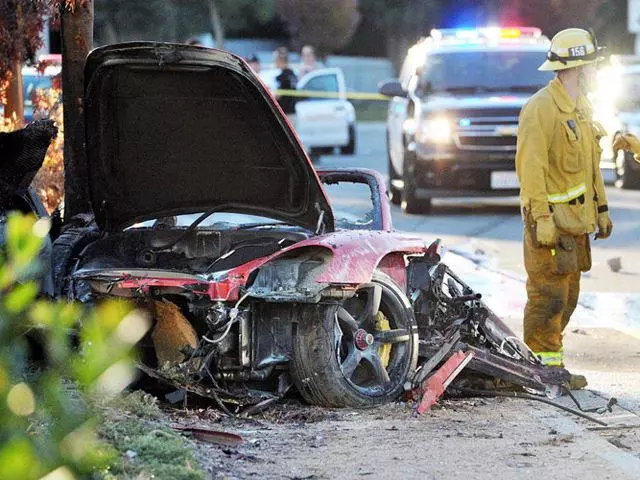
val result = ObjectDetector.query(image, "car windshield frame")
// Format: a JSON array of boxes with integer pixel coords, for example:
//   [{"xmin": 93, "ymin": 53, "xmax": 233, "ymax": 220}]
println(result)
[
  {"xmin": 419, "ymin": 50, "xmax": 554, "ymax": 94},
  {"xmin": 126, "ymin": 211, "xmax": 288, "ymax": 231}
]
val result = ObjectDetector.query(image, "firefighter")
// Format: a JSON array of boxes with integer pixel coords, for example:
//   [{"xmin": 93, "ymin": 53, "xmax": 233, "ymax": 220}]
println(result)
[
  {"xmin": 613, "ymin": 131, "xmax": 640, "ymax": 160},
  {"xmin": 515, "ymin": 28, "xmax": 613, "ymax": 389}
]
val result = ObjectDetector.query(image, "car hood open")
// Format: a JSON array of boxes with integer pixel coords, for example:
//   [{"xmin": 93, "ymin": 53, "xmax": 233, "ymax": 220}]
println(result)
[{"xmin": 84, "ymin": 42, "xmax": 333, "ymax": 232}]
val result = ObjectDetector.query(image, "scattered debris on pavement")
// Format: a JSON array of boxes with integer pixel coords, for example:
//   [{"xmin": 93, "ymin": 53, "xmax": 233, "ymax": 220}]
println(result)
[
  {"xmin": 171, "ymin": 425, "xmax": 244, "ymax": 447},
  {"xmin": 608, "ymin": 256, "xmax": 622, "ymax": 272}
]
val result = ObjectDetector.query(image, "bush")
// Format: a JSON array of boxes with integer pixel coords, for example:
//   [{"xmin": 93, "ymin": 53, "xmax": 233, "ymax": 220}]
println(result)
[
  {"xmin": 30, "ymin": 83, "xmax": 65, "ymax": 214},
  {"xmin": 0, "ymin": 212, "xmax": 150, "ymax": 480}
]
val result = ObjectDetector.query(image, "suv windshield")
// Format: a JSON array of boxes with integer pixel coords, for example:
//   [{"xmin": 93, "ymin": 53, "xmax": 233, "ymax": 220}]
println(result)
[{"xmin": 420, "ymin": 51, "xmax": 554, "ymax": 94}]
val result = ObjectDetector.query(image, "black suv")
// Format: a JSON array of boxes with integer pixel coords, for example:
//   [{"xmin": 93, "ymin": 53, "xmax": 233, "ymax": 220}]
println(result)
[{"xmin": 379, "ymin": 28, "xmax": 554, "ymax": 213}]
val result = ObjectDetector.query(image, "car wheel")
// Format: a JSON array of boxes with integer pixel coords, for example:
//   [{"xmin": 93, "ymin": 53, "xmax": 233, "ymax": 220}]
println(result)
[
  {"xmin": 51, "ymin": 227, "xmax": 99, "ymax": 298},
  {"xmin": 615, "ymin": 151, "xmax": 640, "ymax": 189},
  {"xmin": 340, "ymin": 124, "xmax": 356, "ymax": 155},
  {"xmin": 291, "ymin": 271, "xmax": 418, "ymax": 408},
  {"xmin": 401, "ymin": 152, "xmax": 432, "ymax": 214}
]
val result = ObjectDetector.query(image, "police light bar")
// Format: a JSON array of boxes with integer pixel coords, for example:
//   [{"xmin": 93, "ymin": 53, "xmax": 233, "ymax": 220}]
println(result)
[{"xmin": 430, "ymin": 27, "xmax": 543, "ymax": 43}]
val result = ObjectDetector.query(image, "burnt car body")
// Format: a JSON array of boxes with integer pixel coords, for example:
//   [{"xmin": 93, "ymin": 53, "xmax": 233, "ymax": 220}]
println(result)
[
  {"xmin": 0, "ymin": 120, "xmax": 57, "ymax": 296},
  {"xmin": 53, "ymin": 43, "xmax": 569, "ymax": 409}
]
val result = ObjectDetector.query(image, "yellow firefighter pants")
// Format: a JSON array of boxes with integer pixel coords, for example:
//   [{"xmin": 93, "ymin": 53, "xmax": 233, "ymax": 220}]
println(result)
[{"xmin": 523, "ymin": 227, "xmax": 590, "ymax": 358}]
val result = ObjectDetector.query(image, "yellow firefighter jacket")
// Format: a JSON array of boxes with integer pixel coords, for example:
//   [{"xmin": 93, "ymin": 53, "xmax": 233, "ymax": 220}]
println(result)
[{"xmin": 516, "ymin": 77, "xmax": 608, "ymax": 235}]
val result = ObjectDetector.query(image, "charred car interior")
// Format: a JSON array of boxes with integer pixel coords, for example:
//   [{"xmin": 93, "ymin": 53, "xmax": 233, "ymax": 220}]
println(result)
[{"xmin": 2, "ymin": 43, "xmax": 583, "ymax": 415}]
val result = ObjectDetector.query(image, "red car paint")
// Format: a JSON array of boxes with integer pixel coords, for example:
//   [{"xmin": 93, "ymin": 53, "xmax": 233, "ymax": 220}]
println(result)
[{"xmin": 105, "ymin": 169, "xmax": 427, "ymax": 302}]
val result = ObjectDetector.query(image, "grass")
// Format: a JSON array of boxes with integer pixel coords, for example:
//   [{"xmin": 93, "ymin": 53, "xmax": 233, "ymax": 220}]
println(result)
[
  {"xmin": 109, "ymin": 390, "xmax": 162, "ymax": 419},
  {"xmin": 354, "ymin": 100, "xmax": 388, "ymax": 122},
  {"xmin": 97, "ymin": 391, "xmax": 205, "ymax": 480}
]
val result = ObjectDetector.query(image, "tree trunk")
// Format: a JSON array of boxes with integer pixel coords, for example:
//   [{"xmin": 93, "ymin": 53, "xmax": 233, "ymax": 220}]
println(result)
[
  {"xmin": 60, "ymin": 0, "xmax": 94, "ymax": 220},
  {"xmin": 207, "ymin": 0, "xmax": 224, "ymax": 49},
  {"xmin": 5, "ymin": 62, "xmax": 24, "ymax": 127}
]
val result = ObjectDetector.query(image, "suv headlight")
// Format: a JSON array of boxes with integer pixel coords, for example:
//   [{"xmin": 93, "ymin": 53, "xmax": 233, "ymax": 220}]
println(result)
[{"xmin": 417, "ymin": 117, "xmax": 453, "ymax": 144}]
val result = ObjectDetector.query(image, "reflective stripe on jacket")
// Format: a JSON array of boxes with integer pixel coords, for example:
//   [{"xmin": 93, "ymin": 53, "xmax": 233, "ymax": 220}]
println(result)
[
  {"xmin": 536, "ymin": 350, "xmax": 564, "ymax": 367},
  {"xmin": 516, "ymin": 77, "xmax": 608, "ymax": 235}
]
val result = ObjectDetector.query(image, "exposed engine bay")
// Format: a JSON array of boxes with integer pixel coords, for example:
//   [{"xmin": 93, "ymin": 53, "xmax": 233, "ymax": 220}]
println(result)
[
  {"xmin": 56, "ymin": 219, "xmax": 332, "ymax": 408},
  {"xmin": 74, "ymin": 225, "xmax": 312, "ymax": 276}
]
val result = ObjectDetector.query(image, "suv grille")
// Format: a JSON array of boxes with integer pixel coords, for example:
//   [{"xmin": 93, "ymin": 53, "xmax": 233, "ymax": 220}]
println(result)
[
  {"xmin": 456, "ymin": 135, "xmax": 517, "ymax": 149},
  {"xmin": 451, "ymin": 108, "xmax": 522, "ymax": 119},
  {"xmin": 448, "ymin": 107, "xmax": 521, "ymax": 151}
]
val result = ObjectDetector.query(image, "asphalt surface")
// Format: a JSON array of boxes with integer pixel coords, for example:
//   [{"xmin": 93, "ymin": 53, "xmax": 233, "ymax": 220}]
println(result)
[{"xmin": 319, "ymin": 122, "xmax": 640, "ymax": 325}]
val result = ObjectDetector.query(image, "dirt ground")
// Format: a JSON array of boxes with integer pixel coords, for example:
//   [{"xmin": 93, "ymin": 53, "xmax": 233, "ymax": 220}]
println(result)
[{"xmin": 159, "ymin": 390, "xmax": 640, "ymax": 480}]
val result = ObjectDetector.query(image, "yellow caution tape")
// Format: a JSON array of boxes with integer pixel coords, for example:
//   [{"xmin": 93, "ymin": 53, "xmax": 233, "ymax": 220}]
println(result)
[{"xmin": 273, "ymin": 89, "xmax": 389, "ymax": 101}]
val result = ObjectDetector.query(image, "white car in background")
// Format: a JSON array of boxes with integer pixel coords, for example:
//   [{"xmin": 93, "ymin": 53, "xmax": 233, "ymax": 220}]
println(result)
[
  {"xmin": 593, "ymin": 58, "xmax": 640, "ymax": 188},
  {"xmin": 260, "ymin": 67, "xmax": 356, "ymax": 160}
]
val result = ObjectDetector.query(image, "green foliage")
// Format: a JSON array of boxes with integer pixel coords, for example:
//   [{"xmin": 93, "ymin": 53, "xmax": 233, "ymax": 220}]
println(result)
[
  {"xmin": 0, "ymin": 0, "xmax": 51, "ymax": 99},
  {"xmin": 94, "ymin": 0, "xmax": 277, "ymax": 45},
  {"xmin": 98, "ymin": 391, "xmax": 204, "ymax": 479},
  {"xmin": 214, "ymin": 0, "xmax": 276, "ymax": 34},
  {"xmin": 95, "ymin": 0, "xmax": 179, "ymax": 43},
  {"xmin": 276, "ymin": 0, "xmax": 361, "ymax": 53},
  {"xmin": 0, "ymin": 212, "xmax": 150, "ymax": 480},
  {"xmin": 100, "ymin": 415, "xmax": 204, "ymax": 480},
  {"xmin": 353, "ymin": 100, "xmax": 387, "ymax": 122},
  {"xmin": 107, "ymin": 390, "xmax": 162, "ymax": 420}
]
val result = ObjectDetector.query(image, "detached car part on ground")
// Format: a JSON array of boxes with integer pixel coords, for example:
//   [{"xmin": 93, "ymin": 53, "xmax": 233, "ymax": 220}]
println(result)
[{"xmin": 46, "ymin": 43, "xmax": 572, "ymax": 411}]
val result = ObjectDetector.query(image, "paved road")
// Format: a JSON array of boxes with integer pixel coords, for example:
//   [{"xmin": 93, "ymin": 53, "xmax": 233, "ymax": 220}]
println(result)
[{"xmin": 319, "ymin": 122, "xmax": 640, "ymax": 298}]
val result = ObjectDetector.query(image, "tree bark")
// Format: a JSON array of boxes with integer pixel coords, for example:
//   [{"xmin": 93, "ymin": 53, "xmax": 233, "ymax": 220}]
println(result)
[
  {"xmin": 207, "ymin": 0, "xmax": 224, "ymax": 49},
  {"xmin": 60, "ymin": 0, "xmax": 94, "ymax": 220},
  {"xmin": 5, "ymin": 61, "xmax": 24, "ymax": 127}
]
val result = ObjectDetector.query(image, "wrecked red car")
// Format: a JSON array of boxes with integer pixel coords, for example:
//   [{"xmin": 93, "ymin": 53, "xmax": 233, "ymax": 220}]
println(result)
[{"xmin": 52, "ymin": 43, "xmax": 570, "ymax": 411}]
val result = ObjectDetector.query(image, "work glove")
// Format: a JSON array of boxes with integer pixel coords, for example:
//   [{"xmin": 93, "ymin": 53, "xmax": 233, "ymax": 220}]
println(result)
[
  {"xmin": 613, "ymin": 132, "xmax": 640, "ymax": 161},
  {"xmin": 535, "ymin": 215, "xmax": 556, "ymax": 247},
  {"xmin": 597, "ymin": 212, "xmax": 613, "ymax": 239}
]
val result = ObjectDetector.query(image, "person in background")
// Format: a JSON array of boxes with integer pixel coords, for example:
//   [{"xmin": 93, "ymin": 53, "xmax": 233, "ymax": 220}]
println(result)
[
  {"xmin": 300, "ymin": 45, "xmax": 318, "ymax": 77},
  {"xmin": 246, "ymin": 54, "xmax": 261, "ymax": 74},
  {"xmin": 274, "ymin": 47, "xmax": 298, "ymax": 125}
]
